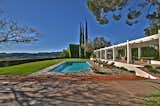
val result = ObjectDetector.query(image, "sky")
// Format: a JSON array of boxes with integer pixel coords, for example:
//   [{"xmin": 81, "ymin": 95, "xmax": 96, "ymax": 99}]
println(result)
[{"xmin": 0, "ymin": 0, "xmax": 150, "ymax": 53}]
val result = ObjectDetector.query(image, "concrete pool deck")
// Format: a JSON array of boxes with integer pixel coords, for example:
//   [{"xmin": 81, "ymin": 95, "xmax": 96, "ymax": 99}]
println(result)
[
  {"xmin": 30, "ymin": 60, "xmax": 143, "ymax": 78},
  {"xmin": 0, "ymin": 79, "xmax": 159, "ymax": 106}
]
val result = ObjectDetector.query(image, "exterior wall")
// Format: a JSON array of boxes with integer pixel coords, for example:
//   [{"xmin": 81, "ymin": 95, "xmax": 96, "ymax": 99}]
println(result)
[
  {"xmin": 94, "ymin": 33, "xmax": 160, "ymax": 64},
  {"xmin": 151, "ymin": 60, "xmax": 160, "ymax": 65},
  {"xmin": 93, "ymin": 33, "xmax": 160, "ymax": 79}
]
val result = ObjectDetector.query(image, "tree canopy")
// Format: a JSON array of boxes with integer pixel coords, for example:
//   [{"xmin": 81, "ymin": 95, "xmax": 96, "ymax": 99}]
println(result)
[
  {"xmin": 144, "ymin": 23, "xmax": 160, "ymax": 36},
  {"xmin": 92, "ymin": 37, "xmax": 111, "ymax": 49},
  {"xmin": 0, "ymin": 2, "xmax": 40, "ymax": 44},
  {"xmin": 87, "ymin": 0, "xmax": 160, "ymax": 26},
  {"xmin": 0, "ymin": 19, "xmax": 39, "ymax": 43},
  {"xmin": 60, "ymin": 49, "xmax": 69, "ymax": 58}
]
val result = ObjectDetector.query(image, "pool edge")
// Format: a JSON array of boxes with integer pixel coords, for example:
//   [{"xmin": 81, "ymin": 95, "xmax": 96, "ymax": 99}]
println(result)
[{"xmin": 29, "ymin": 61, "xmax": 93, "ymax": 76}]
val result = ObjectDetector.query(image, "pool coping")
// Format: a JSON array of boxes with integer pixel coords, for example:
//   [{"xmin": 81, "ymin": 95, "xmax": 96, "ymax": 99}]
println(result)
[{"xmin": 29, "ymin": 61, "xmax": 94, "ymax": 76}]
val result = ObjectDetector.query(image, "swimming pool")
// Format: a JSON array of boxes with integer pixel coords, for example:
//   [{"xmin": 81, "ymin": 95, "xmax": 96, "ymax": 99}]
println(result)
[{"xmin": 51, "ymin": 61, "xmax": 91, "ymax": 73}]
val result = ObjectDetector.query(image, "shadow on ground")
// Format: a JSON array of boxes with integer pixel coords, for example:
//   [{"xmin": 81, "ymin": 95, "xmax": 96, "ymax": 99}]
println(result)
[{"xmin": 0, "ymin": 80, "xmax": 159, "ymax": 106}]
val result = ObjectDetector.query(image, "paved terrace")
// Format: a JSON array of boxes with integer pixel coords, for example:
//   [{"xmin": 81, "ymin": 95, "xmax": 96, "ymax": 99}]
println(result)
[{"xmin": 0, "ymin": 76, "xmax": 159, "ymax": 106}]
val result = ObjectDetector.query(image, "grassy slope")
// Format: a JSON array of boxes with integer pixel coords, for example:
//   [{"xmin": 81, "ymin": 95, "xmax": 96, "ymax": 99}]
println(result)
[
  {"xmin": 0, "ymin": 58, "xmax": 87, "ymax": 76},
  {"xmin": 144, "ymin": 93, "xmax": 160, "ymax": 106}
]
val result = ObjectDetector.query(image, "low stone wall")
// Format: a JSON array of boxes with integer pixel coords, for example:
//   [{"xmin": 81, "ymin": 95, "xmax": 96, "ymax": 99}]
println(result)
[
  {"xmin": 99, "ymin": 59, "xmax": 157, "ymax": 79},
  {"xmin": 113, "ymin": 61, "xmax": 157, "ymax": 79},
  {"xmin": 151, "ymin": 60, "xmax": 160, "ymax": 65}
]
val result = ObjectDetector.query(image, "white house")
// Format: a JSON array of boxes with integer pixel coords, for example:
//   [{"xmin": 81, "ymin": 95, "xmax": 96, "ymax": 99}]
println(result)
[{"xmin": 94, "ymin": 31, "xmax": 160, "ymax": 64}]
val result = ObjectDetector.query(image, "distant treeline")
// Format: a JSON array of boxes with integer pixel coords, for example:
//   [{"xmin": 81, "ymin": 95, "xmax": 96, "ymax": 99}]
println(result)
[
  {"xmin": 0, "ymin": 52, "xmax": 61, "ymax": 67},
  {"xmin": 0, "ymin": 52, "xmax": 61, "ymax": 61},
  {"xmin": 0, "ymin": 57, "xmax": 62, "ymax": 67}
]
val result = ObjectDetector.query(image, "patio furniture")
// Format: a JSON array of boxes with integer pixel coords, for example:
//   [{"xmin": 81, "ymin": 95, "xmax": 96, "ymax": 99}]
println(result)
[
  {"xmin": 102, "ymin": 61, "xmax": 108, "ymax": 67},
  {"xmin": 103, "ymin": 62, "xmax": 115, "ymax": 68},
  {"xmin": 98, "ymin": 60, "xmax": 103, "ymax": 66}
]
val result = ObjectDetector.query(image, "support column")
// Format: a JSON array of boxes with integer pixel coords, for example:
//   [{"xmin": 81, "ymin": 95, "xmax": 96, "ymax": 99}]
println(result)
[
  {"xmin": 96, "ymin": 51, "xmax": 98, "ymax": 59},
  {"xmin": 105, "ymin": 49, "xmax": 107, "ymax": 60},
  {"xmin": 124, "ymin": 48, "xmax": 127, "ymax": 57},
  {"xmin": 159, "ymin": 37, "xmax": 160, "ymax": 58},
  {"xmin": 102, "ymin": 50, "xmax": 105, "ymax": 59},
  {"xmin": 113, "ymin": 47, "xmax": 116, "ymax": 61},
  {"xmin": 127, "ymin": 40, "xmax": 132, "ymax": 63},
  {"xmin": 100, "ymin": 50, "xmax": 102, "ymax": 59},
  {"xmin": 138, "ymin": 47, "xmax": 141, "ymax": 60},
  {"xmin": 98, "ymin": 51, "xmax": 100, "ymax": 59}
]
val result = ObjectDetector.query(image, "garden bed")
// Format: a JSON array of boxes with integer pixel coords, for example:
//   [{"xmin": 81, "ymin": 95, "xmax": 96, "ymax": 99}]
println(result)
[{"xmin": 140, "ymin": 65, "xmax": 160, "ymax": 78}]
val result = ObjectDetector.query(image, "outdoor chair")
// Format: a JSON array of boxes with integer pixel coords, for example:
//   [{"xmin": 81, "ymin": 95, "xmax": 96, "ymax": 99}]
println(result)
[
  {"xmin": 94, "ymin": 59, "xmax": 99, "ymax": 65},
  {"xmin": 103, "ymin": 62, "xmax": 115, "ymax": 68},
  {"xmin": 91, "ymin": 66, "xmax": 98, "ymax": 73},
  {"xmin": 102, "ymin": 61, "xmax": 108, "ymax": 67},
  {"xmin": 93, "ymin": 60, "xmax": 96, "ymax": 64},
  {"xmin": 98, "ymin": 60, "xmax": 104, "ymax": 67}
]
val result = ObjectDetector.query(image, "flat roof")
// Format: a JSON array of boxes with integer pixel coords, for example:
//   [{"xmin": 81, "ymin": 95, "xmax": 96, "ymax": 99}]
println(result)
[{"xmin": 95, "ymin": 33, "xmax": 160, "ymax": 52}]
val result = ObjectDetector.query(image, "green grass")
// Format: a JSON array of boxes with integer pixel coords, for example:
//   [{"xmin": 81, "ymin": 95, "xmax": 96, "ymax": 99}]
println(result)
[
  {"xmin": 144, "ymin": 65, "xmax": 153, "ymax": 69},
  {"xmin": 144, "ymin": 93, "xmax": 160, "ymax": 106},
  {"xmin": 0, "ymin": 58, "xmax": 87, "ymax": 76},
  {"xmin": 144, "ymin": 65, "xmax": 160, "ymax": 73}
]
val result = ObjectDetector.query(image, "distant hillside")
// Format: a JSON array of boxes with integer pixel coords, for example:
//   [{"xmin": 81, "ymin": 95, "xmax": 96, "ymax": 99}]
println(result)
[{"xmin": 0, "ymin": 52, "xmax": 61, "ymax": 61}]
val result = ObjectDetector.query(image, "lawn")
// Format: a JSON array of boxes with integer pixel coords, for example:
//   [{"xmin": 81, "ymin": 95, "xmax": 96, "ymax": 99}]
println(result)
[
  {"xmin": 0, "ymin": 58, "xmax": 87, "ymax": 76},
  {"xmin": 144, "ymin": 93, "xmax": 160, "ymax": 106}
]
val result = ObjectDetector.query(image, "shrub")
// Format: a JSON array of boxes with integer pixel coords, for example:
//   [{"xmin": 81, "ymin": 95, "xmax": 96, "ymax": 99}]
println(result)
[
  {"xmin": 128, "ymin": 70, "xmax": 135, "ymax": 73},
  {"xmin": 144, "ymin": 92, "xmax": 160, "ymax": 106},
  {"xmin": 145, "ymin": 65, "xmax": 159, "ymax": 73},
  {"xmin": 60, "ymin": 49, "xmax": 69, "ymax": 58},
  {"xmin": 119, "ymin": 67, "xmax": 128, "ymax": 71},
  {"xmin": 144, "ymin": 65, "xmax": 153, "ymax": 69},
  {"xmin": 150, "ymin": 68, "xmax": 157, "ymax": 73},
  {"xmin": 90, "ymin": 53, "xmax": 96, "ymax": 59},
  {"xmin": 141, "ymin": 47, "xmax": 159, "ymax": 59},
  {"xmin": 156, "ymin": 66, "xmax": 160, "ymax": 69},
  {"xmin": 69, "ymin": 44, "xmax": 80, "ymax": 58}
]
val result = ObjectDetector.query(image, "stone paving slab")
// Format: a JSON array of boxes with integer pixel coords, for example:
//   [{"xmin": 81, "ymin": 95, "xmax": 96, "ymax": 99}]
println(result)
[{"xmin": 0, "ymin": 80, "xmax": 159, "ymax": 106}]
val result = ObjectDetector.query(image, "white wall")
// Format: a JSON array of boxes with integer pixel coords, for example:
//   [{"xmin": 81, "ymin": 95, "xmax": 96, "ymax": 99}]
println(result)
[{"xmin": 151, "ymin": 60, "xmax": 160, "ymax": 65}]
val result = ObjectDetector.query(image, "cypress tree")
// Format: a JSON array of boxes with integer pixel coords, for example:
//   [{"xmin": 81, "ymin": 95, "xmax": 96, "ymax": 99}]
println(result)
[
  {"xmin": 79, "ymin": 23, "xmax": 82, "ymax": 58},
  {"xmin": 81, "ymin": 24, "xmax": 85, "ymax": 58},
  {"xmin": 82, "ymin": 25, "xmax": 85, "ymax": 46},
  {"xmin": 85, "ymin": 20, "xmax": 88, "ymax": 44},
  {"xmin": 79, "ymin": 21, "xmax": 88, "ymax": 58},
  {"xmin": 80, "ymin": 23, "xmax": 82, "ymax": 46}
]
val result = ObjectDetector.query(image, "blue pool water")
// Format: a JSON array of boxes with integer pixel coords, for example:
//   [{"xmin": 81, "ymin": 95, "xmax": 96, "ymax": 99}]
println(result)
[{"xmin": 51, "ymin": 61, "xmax": 91, "ymax": 73}]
